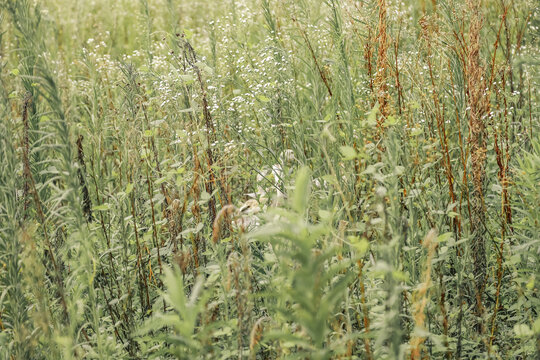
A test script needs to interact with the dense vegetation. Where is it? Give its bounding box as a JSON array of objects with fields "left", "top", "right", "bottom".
[{"left": 0, "top": 0, "right": 539, "bottom": 358}]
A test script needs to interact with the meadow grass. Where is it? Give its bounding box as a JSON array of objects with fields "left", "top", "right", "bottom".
[{"left": 0, "top": 0, "right": 539, "bottom": 358}]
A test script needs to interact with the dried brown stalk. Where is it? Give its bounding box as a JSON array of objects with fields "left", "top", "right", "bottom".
[
  {"left": 466, "top": 0, "right": 489, "bottom": 332},
  {"left": 374, "top": 0, "right": 391, "bottom": 124},
  {"left": 410, "top": 229, "right": 437, "bottom": 359}
]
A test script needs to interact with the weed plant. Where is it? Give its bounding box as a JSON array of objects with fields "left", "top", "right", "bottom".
[{"left": 0, "top": 0, "right": 539, "bottom": 358}]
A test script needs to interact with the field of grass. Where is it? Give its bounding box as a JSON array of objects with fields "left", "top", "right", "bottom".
[{"left": 0, "top": 0, "right": 539, "bottom": 358}]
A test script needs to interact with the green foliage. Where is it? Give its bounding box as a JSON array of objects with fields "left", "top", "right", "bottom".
[
  {"left": 0, "top": 0, "right": 538, "bottom": 359},
  {"left": 250, "top": 167, "right": 354, "bottom": 358},
  {"left": 137, "top": 269, "right": 215, "bottom": 358}
]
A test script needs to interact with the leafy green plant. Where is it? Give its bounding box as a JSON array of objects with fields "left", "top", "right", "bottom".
[
  {"left": 0, "top": 0, "right": 538, "bottom": 358},
  {"left": 250, "top": 167, "right": 356, "bottom": 359},
  {"left": 137, "top": 268, "right": 215, "bottom": 358}
]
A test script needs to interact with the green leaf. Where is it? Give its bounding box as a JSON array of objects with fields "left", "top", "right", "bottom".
[
  {"left": 387, "top": 115, "right": 400, "bottom": 125},
  {"left": 514, "top": 324, "right": 533, "bottom": 337},
  {"left": 318, "top": 209, "right": 332, "bottom": 221},
  {"left": 366, "top": 103, "right": 379, "bottom": 126},
  {"left": 339, "top": 146, "right": 357, "bottom": 160},
  {"left": 213, "top": 326, "right": 233, "bottom": 337},
  {"left": 533, "top": 317, "right": 540, "bottom": 334},
  {"left": 392, "top": 270, "right": 409, "bottom": 282},
  {"left": 437, "top": 232, "right": 453, "bottom": 243},
  {"left": 93, "top": 203, "right": 111, "bottom": 211},
  {"left": 179, "top": 74, "right": 194, "bottom": 83},
  {"left": 257, "top": 95, "right": 271, "bottom": 102},
  {"left": 183, "top": 28, "right": 193, "bottom": 39},
  {"left": 200, "top": 191, "right": 211, "bottom": 201},
  {"left": 292, "top": 166, "right": 311, "bottom": 214},
  {"left": 349, "top": 236, "right": 369, "bottom": 255}
]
